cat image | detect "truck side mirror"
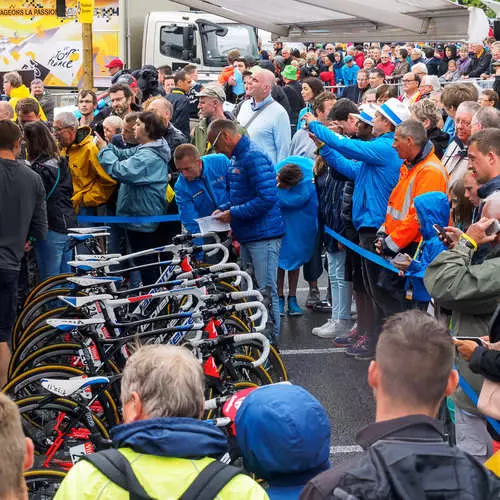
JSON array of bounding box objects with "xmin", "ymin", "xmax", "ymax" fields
[{"xmin": 182, "ymin": 26, "xmax": 195, "ymax": 61}]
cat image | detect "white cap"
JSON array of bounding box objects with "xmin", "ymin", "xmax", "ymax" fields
[{"xmin": 377, "ymin": 98, "xmax": 410, "ymax": 126}]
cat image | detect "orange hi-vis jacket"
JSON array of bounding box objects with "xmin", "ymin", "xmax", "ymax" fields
[{"xmin": 380, "ymin": 146, "xmax": 449, "ymax": 253}]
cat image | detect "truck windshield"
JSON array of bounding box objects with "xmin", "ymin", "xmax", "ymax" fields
[{"xmin": 199, "ymin": 23, "xmax": 258, "ymax": 67}]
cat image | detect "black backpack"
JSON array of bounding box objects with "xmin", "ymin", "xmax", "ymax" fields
[
  {"xmin": 332, "ymin": 438, "xmax": 500, "ymax": 500},
  {"xmin": 82, "ymin": 449, "xmax": 242, "ymax": 500}
]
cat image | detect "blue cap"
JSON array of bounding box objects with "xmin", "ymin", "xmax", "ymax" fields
[
  {"xmin": 235, "ymin": 384, "xmax": 331, "ymax": 485},
  {"xmin": 344, "ymin": 55, "xmax": 353, "ymax": 63}
]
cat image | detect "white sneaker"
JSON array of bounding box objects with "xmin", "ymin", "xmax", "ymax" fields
[{"xmin": 312, "ymin": 319, "xmax": 338, "ymax": 338}]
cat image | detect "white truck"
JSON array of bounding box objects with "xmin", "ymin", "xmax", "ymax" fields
[{"xmin": 0, "ymin": 0, "xmax": 259, "ymax": 88}]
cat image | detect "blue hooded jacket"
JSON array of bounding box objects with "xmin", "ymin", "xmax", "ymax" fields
[
  {"xmin": 309, "ymin": 121, "xmax": 402, "ymax": 231},
  {"xmin": 342, "ymin": 63, "xmax": 359, "ymax": 86},
  {"xmin": 220, "ymin": 135, "xmax": 285, "ymax": 243},
  {"xmin": 276, "ymin": 156, "xmax": 318, "ymax": 270},
  {"xmin": 174, "ymin": 154, "xmax": 230, "ymax": 234},
  {"xmin": 235, "ymin": 384, "xmax": 330, "ymax": 499},
  {"xmin": 405, "ymin": 191, "xmax": 449, "ymax": 302},
  {"xmin": 111, "ymin": 417, "xmax": 229, "ymax": 458},
  {"xmin": 98, "ymin": 138, "xmax": 170, "ymax": 232}
]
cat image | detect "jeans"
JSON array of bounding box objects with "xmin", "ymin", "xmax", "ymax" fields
[
  {"xmin": 327, "ymin": 250, "xmax": 352, "ymax": 321},
  {"xmin": 0, "ymin": 268, "xmax": 19, "ymax": 343},
  {"xmin": 35, "ymin": 230, "xmax": 73, "ymax": 281},
  {"xmin": 240, "ymin": 238, "xmax": 282, "ymax": 341}
]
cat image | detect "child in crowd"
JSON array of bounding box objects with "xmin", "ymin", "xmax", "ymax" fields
[{"xmin": 391, "ymin": 191, "xmax": 450, "ymax": 309}]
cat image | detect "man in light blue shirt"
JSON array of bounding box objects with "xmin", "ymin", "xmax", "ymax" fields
[{"xmin": 236, "ymin": 69, "xmax": 291, "ymax": 165}]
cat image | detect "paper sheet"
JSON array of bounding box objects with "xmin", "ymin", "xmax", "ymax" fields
[{"xmin": 195, "ymin": 216, "xmax": 231, "ymax": 233}]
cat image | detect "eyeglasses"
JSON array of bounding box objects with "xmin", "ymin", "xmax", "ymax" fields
[
  {"xmin": 209, "ymin": 130, "xmax": 223, "ymax": 152},
  {"xmin": 53, "ymin": 126, "xmax": 71, "ymax": 133},
  {"xmin": 402, "ymin": 78, "xmax": 416, "ymax": 83}
]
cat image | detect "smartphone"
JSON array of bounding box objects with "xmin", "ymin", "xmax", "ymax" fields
[
  {"xmin": 486, "ymin": 219, "xmax": 500, "ymax": 236},
  {"xmin": 433, "ymin": 224, "xmax": 447, "ymax": 238},
  {"xmin": 453, "ymin": 336, "xmax": 485, "ymax": 346}
]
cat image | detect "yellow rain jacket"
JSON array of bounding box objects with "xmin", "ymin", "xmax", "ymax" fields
[
  {"xmin": 61, "ymin": 127, "xmax": 117, "ymax": 212},
  {"xmin": 9, "ymin": 84, "xmax": 47, "ymax": 121}
]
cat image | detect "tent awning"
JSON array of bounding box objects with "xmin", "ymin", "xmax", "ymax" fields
[{"xmin": 171, "ymin": 0, "xmax": 490, "ymax": 42}]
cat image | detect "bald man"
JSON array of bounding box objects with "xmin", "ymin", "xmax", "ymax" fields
[
  {"xmin": 0, "ymin": 102, "xmax": 14, "ymax": 121},
  {"xmin": 145, "ymin": 97, "xmax": 188, "ymax": 171},
  {"xmin": 235, "ymin": 68, "xmax": 291, "ymax": 164}
]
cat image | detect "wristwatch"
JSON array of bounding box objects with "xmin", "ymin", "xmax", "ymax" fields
[{"xmin": 457, "ymin": 236, "xmax": 476, "ymax": 251}]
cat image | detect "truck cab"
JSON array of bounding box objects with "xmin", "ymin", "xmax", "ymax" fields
[{"xmin": 142, "ymin": 11, "xmax": 259, "ymax": 78}]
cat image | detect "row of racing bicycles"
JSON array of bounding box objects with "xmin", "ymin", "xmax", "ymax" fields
[{"xmin": 5, "ymin": 226, "xmax": 287, "ymax": 498}]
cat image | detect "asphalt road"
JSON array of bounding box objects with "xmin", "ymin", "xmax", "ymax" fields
[{"xmin": 278, "ymin": 275, "xmax": 375, "ymax": 465}]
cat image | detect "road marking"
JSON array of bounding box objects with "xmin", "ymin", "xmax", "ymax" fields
[
  {"xmin": 330, "ymin": 445, "xmax": 363, "ymax": 454},
  {"xmin": 280, "ymin": 347, "xmax": 346, "ymax": 355},
  {"xmin": 293, "ymin": 287, "xmax": 328, "ymax": 293}
]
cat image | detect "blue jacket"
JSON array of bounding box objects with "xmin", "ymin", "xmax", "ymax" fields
[
  {"xmin": 111, "ymin": 417, "xmax": 228, "ymax": 458},
  {"xmin": 405, "ymin": 191, "xmax": 449, "ymax": 302},
  {"xmin": 342, "ymin": 63, "xmax": 359, "ymax": 86},
  {"xmin": 98, "ymin": 139, "xmax": 170, "ymax": 232},
  {"xmin": 235, "ymin": 384, "xmax": 330, "ymax": 498},
  {"xmin": 309, "ymin": 121, "xmax": 402, "ymax": 230},
  {"xmin": 174, "ymin": 154, "xmax": 230, "ymax": 234},
  {"xmin": 220, "ymin": 135, "xmax": 285, "ymax": 243},
  {"xmin": 276, "ymin": 156, "xmax": 318, "ymax": 270}
]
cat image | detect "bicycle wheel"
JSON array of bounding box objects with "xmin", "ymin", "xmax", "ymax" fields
[
  {"xmin": 23, "ymin": 273, "xmax": 76, "ymax": 307},
  {"xmin": 4, "ymin": 365, "xmax": 122, "ymax": 427},
  {"xmin": 235, "ymin": 341, "xmax": 288, "ymax": 383},
  {"xmin": 10, "ymin": 326, "xmax": 74, "ymax": 377},
  {"xmin": 10, "ymin": 343, "xmax": 85, "ymax": 379},
  {"xmin": 14, "ymin": 289, "xmax": 87, "ymax": 344},
  {"xmin": 17, "ymin": 396, "xmax": 109, "ymax": 470},
  {"xmin": 219, "ymin": 354, "xmax": 273, "ymax": 386},
  {"xmin": 25, "ymin": 469, "xmax": 67, "ymax": 499}
]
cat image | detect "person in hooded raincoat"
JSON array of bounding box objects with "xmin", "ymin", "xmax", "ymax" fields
[
  {"xmin": 391, "ymin": 191, "xmax": 450, "ymax": 307},
  {"xmin": 276, "ymin": 156, "xmax": 318, "ymax": 316}
]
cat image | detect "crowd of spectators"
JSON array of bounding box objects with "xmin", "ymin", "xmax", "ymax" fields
[{"xmin": 2, "ymin": 37, "xmax": 500, "ymax": 498}]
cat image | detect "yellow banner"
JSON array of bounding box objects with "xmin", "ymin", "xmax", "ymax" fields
[{"xmin": 78, "ymin": 0, "xmax": 95, "ymax": 23}]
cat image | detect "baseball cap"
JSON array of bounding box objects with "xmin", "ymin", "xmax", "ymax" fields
[
  {"xmin": 344, "ymin": 55, "xmax": 353, "ymax": 63},
  {"xmin": 105, "ymin": 58, "xmax": 124, "ymax": 69},
  {"xmin": 281, "ymin": 65, "xmax": 298, "ymax": 81},
  {"xmin": 197, "ymin": 84, "xmax": 226, "ymax": 103},
  {"xmin": 350, "ymin": 103, "xmax": 378, "ymax": 126},
  {"xmin": 377, "ymin": 98, "xmax": 410, "ymax": 126}
]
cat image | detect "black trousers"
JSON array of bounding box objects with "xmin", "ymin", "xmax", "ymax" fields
[
  {"xmin": 358, "ymin": 229, "xmax": 409, "ymax": 349},
  {"xmin": 0, "ymin": 268, "xmax": 19, "ymax": 344},
  {"xmin": 127, "ymin": 226, "xmax": 165, "ymax": 286}
]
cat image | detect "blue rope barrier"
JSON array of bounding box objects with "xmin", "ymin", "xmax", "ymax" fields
[
  {"xmin": 77, "ymin": 215, "xmax": 181, "ymax": 224},
  {"xmin": 323, "ymin": 225, "xmax": 400, "ymax": 274},
  {"xmin": 457, "ymin": 372, "xmax": 500, "ymax": 436}
]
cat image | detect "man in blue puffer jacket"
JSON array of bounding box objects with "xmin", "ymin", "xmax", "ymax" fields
[
  {"xmin": 174, "ymin": 144, "xmax": 230, "ymax": 235},
  {"xmin": 207, "ymin": 119, "xmax": 285, "ymax": 343},
  {"xmin": 304, "ymin": 98, "xmax": 409, "ymax": 359}
]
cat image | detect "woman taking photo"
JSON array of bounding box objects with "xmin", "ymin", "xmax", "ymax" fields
[{"xmin": 24, "ymin": 121, "xmax": 76, "ymax": 280}]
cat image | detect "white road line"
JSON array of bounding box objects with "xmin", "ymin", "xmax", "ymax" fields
[
  {"xmin": 292, "ymin": 287, "xmax": 328, "ymax": 293},
  {"xmin": 280, "ymin": 347, "xmax": 346, "ymax": 355},
  {"xmin": 330, "ymin": 445, "xmax": 363, "ymax": 454}
]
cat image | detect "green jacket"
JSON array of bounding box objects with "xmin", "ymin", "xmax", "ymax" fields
[
  {"xmin": 424, "ymin": 243, "xmax": 500, "ymax": 413},
  {"xmin": 191, "ymin": 117, "xmax": 246, "ymax": 155},
  {"xmin": 54, "ymin": 448, "xmax": 268, "ymax": 500}
]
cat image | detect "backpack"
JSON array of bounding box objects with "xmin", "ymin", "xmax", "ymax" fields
[
  {"xmin": 332, "ymin": 437, "xmax": 500, "ymax": 500},
  {"xmin": 82, "ymin": 449, "xmax": 242, "ymax": 500}
]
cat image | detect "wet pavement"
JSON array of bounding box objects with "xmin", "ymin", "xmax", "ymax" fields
[{"xmin": 278, "ymin": 275, "xmax": 375, "ymax": 465}]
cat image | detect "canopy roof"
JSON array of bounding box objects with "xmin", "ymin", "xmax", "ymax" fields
[{"xmin": 172, "ymin": 0, "xmax": 489, "ymax": 42}]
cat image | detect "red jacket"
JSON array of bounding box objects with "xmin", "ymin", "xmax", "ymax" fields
[{"xmin": 377, "ymin": 61, "xmax": 395, "ymax": 76}]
